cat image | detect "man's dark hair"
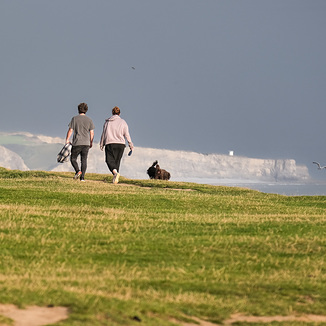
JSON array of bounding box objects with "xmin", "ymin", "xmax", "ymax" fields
[{"xmin": 78, "ymin": 103, "xmax": 88, "ymax": 114}]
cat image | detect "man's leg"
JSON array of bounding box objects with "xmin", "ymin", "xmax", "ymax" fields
[
  {"xmin": 70, "ymin": 146, "xmax": 81, "ymax": 173},
  {"xmin": 80, "ymin": 146, "xmax": 90, "ymax": 180}
]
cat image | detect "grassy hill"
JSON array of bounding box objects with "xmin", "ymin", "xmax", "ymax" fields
[{"xmin": 0, "ymin": 168, "xmax": 325, "ymax": 325}]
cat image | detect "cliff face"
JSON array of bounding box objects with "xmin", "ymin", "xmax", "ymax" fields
[
  {"xmin": 0, "ymin": 146, "xmax": 29, "ymax": 171},
  {"xmin": 0, "ymin": 132, "xmax": 310, "ymax": 182},
  {"xmin": 118, "ymin": 148, "xmax": 310, "ymax": 182}
]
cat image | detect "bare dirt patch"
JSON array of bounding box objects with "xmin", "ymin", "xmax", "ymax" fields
[
  {"xmin": 182, "ymin": 313, "xmax": 326, "ymax": 325},
  {"xmin": 0, "ymin": 304, "xmax": 69, "ymax": 326},
  {"xmin": 168, "ymin": 188, "xmax": 194, "ymax": 191},
  {"xmin": 115, "ymin": 183, "xmax": 194, "ymax": 191},
  {"xmin": 2, "ymin": 306, "xmax": 326, "ymax": 326}
]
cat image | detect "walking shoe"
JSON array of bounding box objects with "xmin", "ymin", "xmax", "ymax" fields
[
  {"xmin": 112, "ymin": 172, "xmax": 120, "ymax": 184},
  {"xmin": 74, "ymin": 171, "xmax": 82, "ymax": 180},
  {"xmin": 80, "ymin": 179, "xmax": 86, "ymax": 182}
]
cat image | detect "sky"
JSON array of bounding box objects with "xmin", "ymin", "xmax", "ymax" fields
[{"xmin": 1, "ymin": 0, "xmax": 326, "ymax": 178}]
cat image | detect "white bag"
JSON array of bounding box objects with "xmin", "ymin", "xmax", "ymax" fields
[{"xmin": 57, "ymin": 143, "xmax": 72, "ymax": 163}]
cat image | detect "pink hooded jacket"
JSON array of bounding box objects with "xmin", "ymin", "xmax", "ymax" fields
[{"xmin": 99, "ymin": 115, "xmax": 133, "ymax": 149}]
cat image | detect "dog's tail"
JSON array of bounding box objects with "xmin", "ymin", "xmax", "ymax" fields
[{"xmin": 151, "ymin": 160, "xmax": 158, "ymax": 167}]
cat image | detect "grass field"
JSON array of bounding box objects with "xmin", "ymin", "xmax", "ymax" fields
[{"xmin": 0, "ymin": 167, "xmax": 326, "ymax": 325}]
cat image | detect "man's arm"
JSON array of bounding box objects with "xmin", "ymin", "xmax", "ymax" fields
[
  {"xmin": 66, "ymin": 128, "xmax": 73, "ymax": 144},
  {"xmin": 90, "ymin": 130, "xmax": 94, "ymax": 148}
]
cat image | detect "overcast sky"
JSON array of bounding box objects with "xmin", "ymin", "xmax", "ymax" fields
[{"xmin": 1, "ymin": 1, "xmax": 326, "ymax": 177}]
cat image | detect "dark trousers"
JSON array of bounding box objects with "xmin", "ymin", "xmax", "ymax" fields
[
  {"xmin": 105, "ymin": 144, "xmax": 125, "ymax": 174},
  {"xmin": 70, "ymin": 145, "xmax": 90, "ymax": 180}
]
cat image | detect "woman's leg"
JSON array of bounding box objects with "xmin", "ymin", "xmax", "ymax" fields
[
  {"xmin": 113, "ymin": 144, "xmax": 125, "ymax": 172},
  {"xmin": 105, "ymin": 144, "xmax": 125, "ymax": 173}
]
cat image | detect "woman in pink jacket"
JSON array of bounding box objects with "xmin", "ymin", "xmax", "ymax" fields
[{"xmin": 100, "ymin": 106, "xmax": 134, "ymax": 184}]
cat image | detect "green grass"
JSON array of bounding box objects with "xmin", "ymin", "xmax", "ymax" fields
[{"xmin": 0, "ymin": 167, "xmax": 326, "ymax": 325}]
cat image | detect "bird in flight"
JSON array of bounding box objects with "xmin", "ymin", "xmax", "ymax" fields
[
  {"xmin": 131, "ymin": 67, "xmax": 135, "ymax": 70},
  {"xmin": 313, "ymin": 162, "xmax": 326, "ymax": 169}
]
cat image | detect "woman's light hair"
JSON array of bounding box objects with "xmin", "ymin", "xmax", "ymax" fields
[{"xmin": 112, "ymin": 106, "xmax": 120, "ymax": 115}]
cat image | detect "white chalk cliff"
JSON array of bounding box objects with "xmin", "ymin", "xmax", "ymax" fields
[
  {"xmin": 116, "ymin": 147, "xmax": 309, "ymax": 182},
  {"xmin": 0, "ymin": 145, "xmax": 29, "ymax": 171},
  {"xmin": 0, "ymin": 132, "xmax": 310, "ymax": 182}
]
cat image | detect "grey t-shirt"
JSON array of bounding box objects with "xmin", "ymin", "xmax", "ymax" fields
[{"xmin": 69, "ymin": 115, "xmax": 95, "ymax": 146}]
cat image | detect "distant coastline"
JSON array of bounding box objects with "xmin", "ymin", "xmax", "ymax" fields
[{"xmin": 0, "ymin": 132, "xmax": 311, "ymax": 183}]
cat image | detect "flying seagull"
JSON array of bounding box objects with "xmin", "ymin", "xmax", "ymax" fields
[
  {"xmin": 313, "ymin": 162, "xmax": 326, "ymax": 169},
  {"xmin": 131, "ymin": 67, "xmax": 135, "ymax": 70}
]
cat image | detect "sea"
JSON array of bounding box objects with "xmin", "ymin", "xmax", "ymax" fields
[{"xmin": 175, "ymin": 178, "xmax": 326, "ymax": 196}]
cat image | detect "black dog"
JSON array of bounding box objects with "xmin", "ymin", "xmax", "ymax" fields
[
  {"xmin": 147, "ymin": 160, "xmax": 158, "ymax": 179},
  {"xmin": 147, "ymin": 160, "xmax": 170, "ymax": 180}
]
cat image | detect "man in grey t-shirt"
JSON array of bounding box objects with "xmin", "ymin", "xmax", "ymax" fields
[{"xmin": 65, "ymin": 103, "xmax": 94, "ymax": 181}]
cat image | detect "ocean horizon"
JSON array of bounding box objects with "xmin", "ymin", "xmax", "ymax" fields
[{"xmin": 174, "ymin": 178, "xmax": 326, "ymax": 196}]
